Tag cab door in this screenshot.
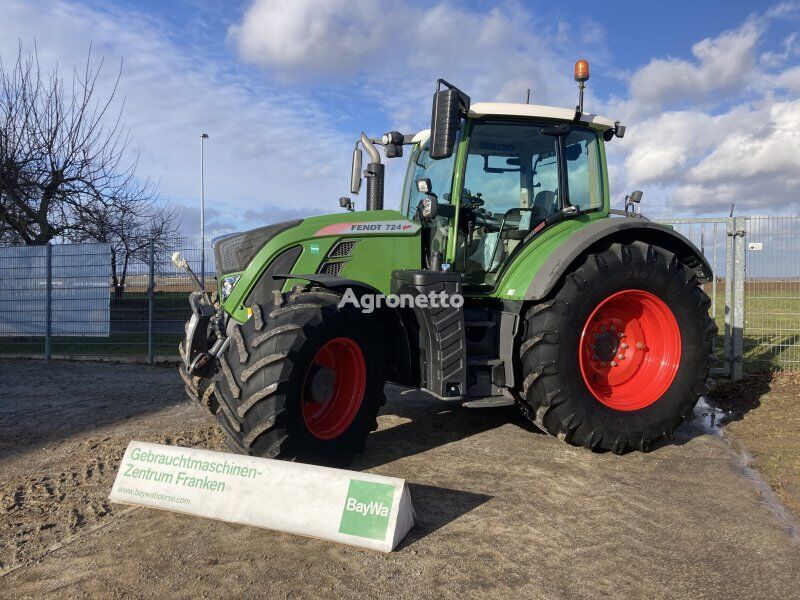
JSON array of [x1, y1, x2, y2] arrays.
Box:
[[451, 120, 605, 288]]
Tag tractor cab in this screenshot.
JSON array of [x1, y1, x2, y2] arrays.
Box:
[[401, 109, 612, 288]]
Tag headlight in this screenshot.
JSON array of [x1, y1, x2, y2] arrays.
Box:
[[221, 275, 240, 300]]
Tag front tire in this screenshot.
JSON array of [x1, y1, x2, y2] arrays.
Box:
[[212, 286, 386, 466], [517, 241, 716, 454]]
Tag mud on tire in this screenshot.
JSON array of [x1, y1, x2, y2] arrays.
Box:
[[517, 241, 717, 454], [210, 286, 386, 466], [179, 361, 219, 414]]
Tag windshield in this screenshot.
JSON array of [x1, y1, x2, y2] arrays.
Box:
[[457, 121, 604, 286], [402, 139, 458, 261], [402, 140, 457, 219]]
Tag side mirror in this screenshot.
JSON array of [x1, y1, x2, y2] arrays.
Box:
[[350, 147, 362, 194], [625, 190, 643, 215], [430, 89, 461, 159], [565, 143, 583, 162]]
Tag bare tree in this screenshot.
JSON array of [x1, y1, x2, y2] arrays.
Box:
[[70, 178, 181, 298], [0, 43, 176, 255]]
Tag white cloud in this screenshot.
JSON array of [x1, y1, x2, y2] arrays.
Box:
[[0, 0, 354, 237], [605, 5, 800, 215], [229, 0, 387, 76], [618, 18, 762, 118], [230, 0, 608, 130]]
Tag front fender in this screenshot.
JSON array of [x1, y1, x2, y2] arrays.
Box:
[[524, 218, 713, 301]]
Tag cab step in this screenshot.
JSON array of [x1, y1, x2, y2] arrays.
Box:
[[464, 320, 496, 328], [467, 357, 503, 367], [462, 396, 515, 408]]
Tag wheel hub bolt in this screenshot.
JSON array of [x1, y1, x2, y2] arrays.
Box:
[[592, 354, 599, 360], [617, 354, 625, 360], [620, 343, 629, 349], [610, 360, 617, 367], [636, 342, 646, 350]]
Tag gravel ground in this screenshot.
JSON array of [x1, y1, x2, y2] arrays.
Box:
[[1, 359, 799, 598]]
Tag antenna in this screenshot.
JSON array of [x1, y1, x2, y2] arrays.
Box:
[[525, 88, 530, 104]]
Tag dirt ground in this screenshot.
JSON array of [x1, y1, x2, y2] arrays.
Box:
[[1, 360, 799, 599], [707, 371, 800, 518]]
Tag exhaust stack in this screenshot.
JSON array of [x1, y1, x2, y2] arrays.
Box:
[[360, 132, 384, 211]]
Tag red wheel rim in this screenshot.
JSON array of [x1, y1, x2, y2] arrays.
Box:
[[579, 290, 681, 411], [302, 337, 366, 440]]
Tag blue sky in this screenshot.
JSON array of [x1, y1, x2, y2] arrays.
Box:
[[2, 0, 799, 236]]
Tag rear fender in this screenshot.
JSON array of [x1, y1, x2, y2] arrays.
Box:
[[525, 219, 713, 301]]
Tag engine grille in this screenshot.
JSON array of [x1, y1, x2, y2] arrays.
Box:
[[328, 240, 358, 258], [214, 219, 302, 276], [318, 261, 346, 277]]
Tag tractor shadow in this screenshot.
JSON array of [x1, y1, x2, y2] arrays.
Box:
[[352, 385, 529, 546], [354, 385, 540, 471]]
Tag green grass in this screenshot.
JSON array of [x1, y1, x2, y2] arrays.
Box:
[[110, 291, 193, 321], [0, 333, 182, 358], [705, 281, 800, 374]]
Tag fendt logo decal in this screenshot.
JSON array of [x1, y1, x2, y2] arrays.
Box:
[[315, 220, 420, 237]]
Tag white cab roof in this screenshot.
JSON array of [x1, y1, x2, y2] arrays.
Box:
[[411, 102, 617, 144], [469, 102, 616, 130]]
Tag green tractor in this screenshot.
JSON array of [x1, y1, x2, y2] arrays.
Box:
[[178, 61, 715, 464]]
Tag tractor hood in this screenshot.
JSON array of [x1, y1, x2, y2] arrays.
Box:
[[216, 209, 423, 323], [214, 219, 303, 277], [215, 210, 421, 278]]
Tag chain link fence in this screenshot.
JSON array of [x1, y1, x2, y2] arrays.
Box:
[[1, 217, 798, 378], [0, 237, 210, 362], [661, 215, 800, 377]]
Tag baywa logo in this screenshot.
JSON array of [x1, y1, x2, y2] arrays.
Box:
[[338, 479, 395, 540], [338, 288, 464, 314]]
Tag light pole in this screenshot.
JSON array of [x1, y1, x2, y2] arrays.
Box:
[[200, 133, 209, 288]]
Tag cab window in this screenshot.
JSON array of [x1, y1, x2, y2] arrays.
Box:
[[457, 121, 603, 286], [564, 129, 604, 211]]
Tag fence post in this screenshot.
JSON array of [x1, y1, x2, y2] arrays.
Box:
[[723, 218, 734, 378], [45, 244, 52, 361], [148, 239, 155, 364], [732, 216, 747, 381]]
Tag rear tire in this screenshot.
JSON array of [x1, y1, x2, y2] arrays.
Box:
[[517, 241, 716, 454], [211, 286, 386, 466]]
